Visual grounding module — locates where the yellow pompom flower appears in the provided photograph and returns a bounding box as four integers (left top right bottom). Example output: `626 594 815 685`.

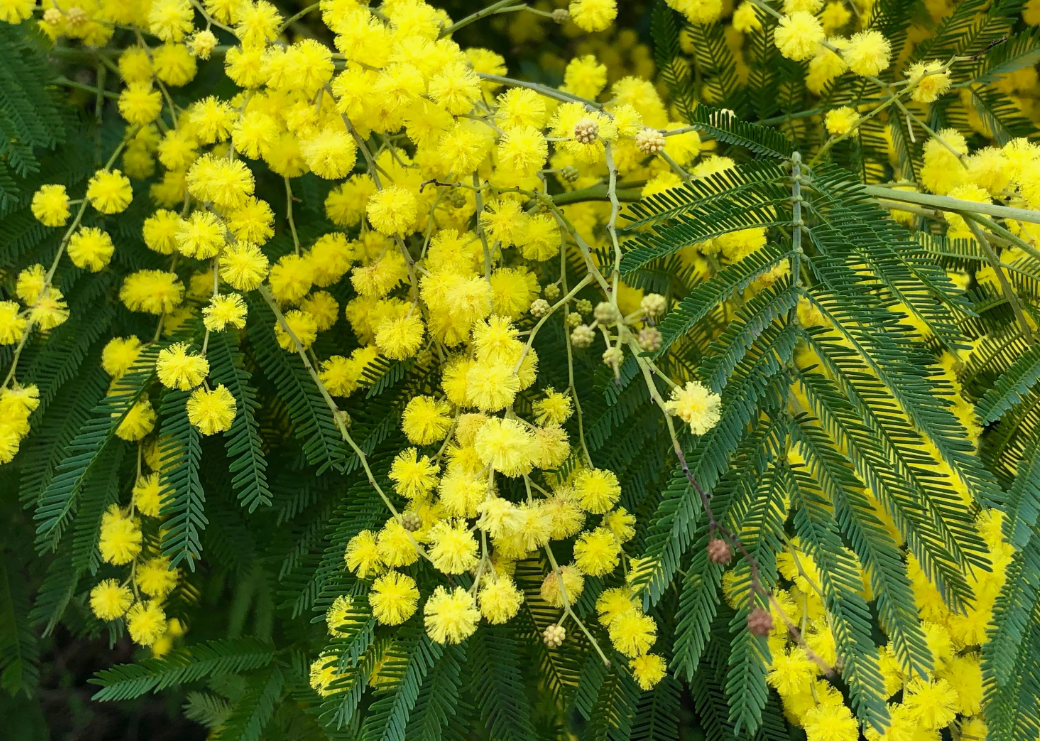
842 30 891 77
99 505 142 565
540 565 584 608
428 62 482 115
30 286 69 330
174 211 224 260
202 293 248 331
90 579 134 621
126 600 167 646
569 0 616 32
299 292 338 332
428 519 479 574
370 570 420 625
119 83 163 125
665 381 722 434
187 384 237 435
375 314 425 359
904 677 959 730
631 654 667 690
608 609 657 657
465 362 520 412
132 473 165 518
220 243 269 291
301 128 358 179
344 530 383 578
596 587 638 625
907 60 951 104
497 126 548 177
573 468 621 514
377 519 419 567
274 310 319 351
533 388 573 426
116 399 157 441
148 0 194 42
773 12 824 62
269 254 314 304
574 527 621 576
136 556 179 598
157 342 209 390
31 184 70 227
474 417 533 477
86 169 133 214
424 586 480 644
186 153 254 209
824 107 858 136
143 210 182 255
68 227 115 272
0 0 33 23
367 186 418 236
389 448 439 499
121 270 185 315
802 702 859 741
478 576 523 624
0 302 25 346
402 396 453 446
102 336 143 379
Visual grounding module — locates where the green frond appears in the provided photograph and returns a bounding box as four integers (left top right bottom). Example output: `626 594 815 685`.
33 344 160 553
158 388 208 571
212 664 284 741
89 638 277 701
466 625 537 741
208 332 272 512
977 343 1040 425
0 549 40 697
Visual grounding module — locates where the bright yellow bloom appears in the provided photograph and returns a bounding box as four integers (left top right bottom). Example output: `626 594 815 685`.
424 586 480 644
370 570 420 625
186 384 237 435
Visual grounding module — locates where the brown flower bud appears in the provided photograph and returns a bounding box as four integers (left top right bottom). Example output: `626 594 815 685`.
707 538 732 565
747 607 774 637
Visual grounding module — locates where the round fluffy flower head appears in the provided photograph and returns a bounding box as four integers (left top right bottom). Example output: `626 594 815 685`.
68 227 115 272
574 527 621 576
31 184 70 227
478 576 523 624
843 30 891 76
573 468 621 514
824 107 857 136
203 293 248 331
325 594 357 635
402 395 452 446
424 586 480 644
122 270 185 315
596 587 638 626
157 342 209 390
608 609 657 657
126 600 167 646
344 530 383 578
428 519 479 574
540 565 584 608
220 242 269 291
367 186 418 236
187 384 237 435
274 309 319 351
149 0 194 42
666 381 722 434
475 417 533 477
0 0 33 23
497 126 548 177
302 129 358 180
136 556 179 598
0 302 27 346
116 399 157 442
428 62 482 115
90 579 134 621
377 519 419 567
369 571 420 625
143 210 182 255
631 654 667 691
16 264 46 305
176 210 225 259
186 154 254 209
389 447 439 499
569 0 616 32
103 336 143 379
802 703 859 741
907 60 952 103
375 314 425 360
86 169 133 214
119 83 163 125
99 505 142 565
904 677 958 730
465 362 520 412
533 388 573 426
133 472 165 517
774 12 824 61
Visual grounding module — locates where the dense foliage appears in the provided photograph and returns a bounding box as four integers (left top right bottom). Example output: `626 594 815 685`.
3 0 1040 739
